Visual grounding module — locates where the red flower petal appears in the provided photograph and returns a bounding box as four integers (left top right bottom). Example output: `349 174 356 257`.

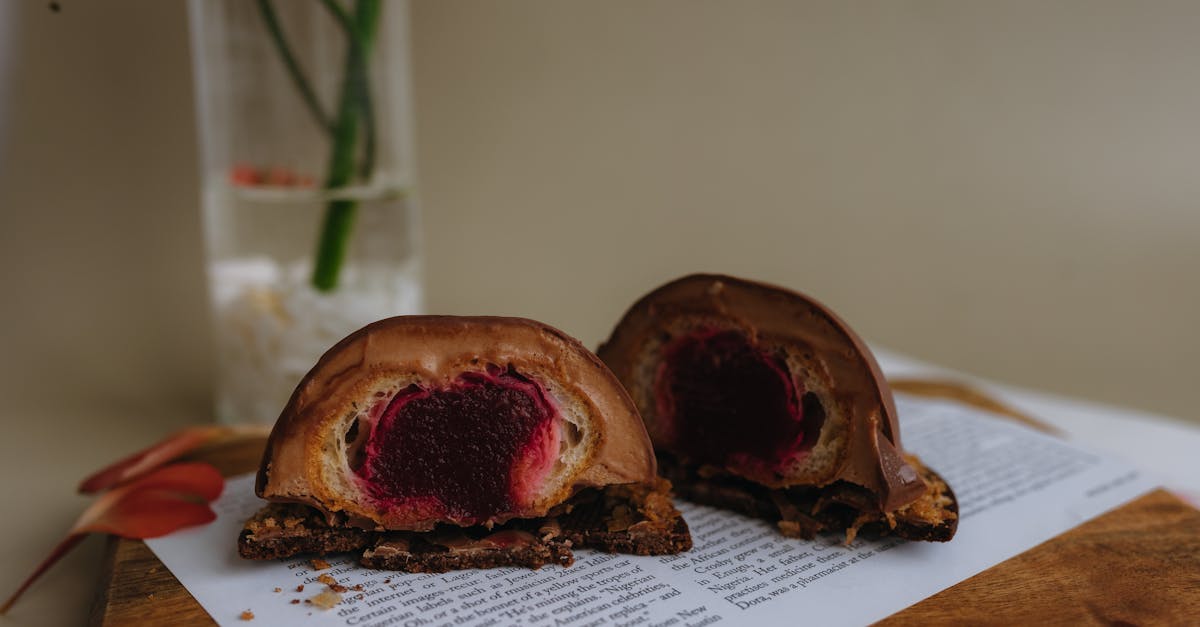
78 462 225 532
83 488 218 538
1 463 224 614
77 425 276 494
230 163 262 187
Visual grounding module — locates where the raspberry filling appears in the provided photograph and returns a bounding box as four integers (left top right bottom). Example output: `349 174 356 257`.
654 329 821 474
354 368 561 525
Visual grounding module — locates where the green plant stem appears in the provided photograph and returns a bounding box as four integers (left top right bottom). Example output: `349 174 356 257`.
255 0 334 135
311 0 382 292
319 0 377 179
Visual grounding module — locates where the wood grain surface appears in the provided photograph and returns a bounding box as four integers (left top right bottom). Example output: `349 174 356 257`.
90 382 1200 626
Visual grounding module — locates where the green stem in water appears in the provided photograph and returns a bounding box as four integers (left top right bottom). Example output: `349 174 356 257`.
310 0 382 292
318 0 377 180
254 0 334 135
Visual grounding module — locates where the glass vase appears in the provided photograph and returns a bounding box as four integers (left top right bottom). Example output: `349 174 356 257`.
189 0 422 424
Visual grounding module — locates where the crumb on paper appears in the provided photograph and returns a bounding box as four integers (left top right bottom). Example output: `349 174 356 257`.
352 584 364 591
309 557 332 570
308 589 342 610
273 587 281 593
317 573 348 592
295 584 304 592
383 578 391 584
290 599 301 604
239 609 255 620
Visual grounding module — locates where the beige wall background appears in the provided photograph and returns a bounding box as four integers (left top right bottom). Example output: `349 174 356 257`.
2 0 1198 432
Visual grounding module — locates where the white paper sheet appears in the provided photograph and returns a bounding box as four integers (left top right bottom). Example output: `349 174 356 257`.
146 395 1156 626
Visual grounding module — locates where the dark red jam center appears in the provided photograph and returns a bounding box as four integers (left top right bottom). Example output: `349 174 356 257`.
355 368 559 523
655 329 818 473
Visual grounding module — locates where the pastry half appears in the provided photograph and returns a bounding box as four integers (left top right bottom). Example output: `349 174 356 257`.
597 275 957 542
240 316 691 570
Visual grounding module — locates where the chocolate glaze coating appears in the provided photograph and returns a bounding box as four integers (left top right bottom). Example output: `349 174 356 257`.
257 316 657 529
597 274 928 513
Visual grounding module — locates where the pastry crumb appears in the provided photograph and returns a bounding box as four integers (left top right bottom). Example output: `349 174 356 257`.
239 609 255 620
272 587 282 593
316 573 348 592
290 599 301 604
309 557 332 570
308 589 342 610
295 584 305 592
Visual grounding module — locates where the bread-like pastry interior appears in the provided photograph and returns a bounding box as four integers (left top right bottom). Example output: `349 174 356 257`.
627 316 847 489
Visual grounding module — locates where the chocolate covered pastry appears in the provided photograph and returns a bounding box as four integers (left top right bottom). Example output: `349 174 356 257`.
240 316 691 571
597 275 957 542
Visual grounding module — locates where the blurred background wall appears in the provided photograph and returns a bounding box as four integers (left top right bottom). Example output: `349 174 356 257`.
1 0 1197 425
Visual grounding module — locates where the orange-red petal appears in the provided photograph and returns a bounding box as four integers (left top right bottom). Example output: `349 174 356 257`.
78 426 226 494
83 487 218 538
1 462 225 615
77 462 224 533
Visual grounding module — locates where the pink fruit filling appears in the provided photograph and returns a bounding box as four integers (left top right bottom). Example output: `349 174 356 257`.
654 329 822 474
354 367 561 524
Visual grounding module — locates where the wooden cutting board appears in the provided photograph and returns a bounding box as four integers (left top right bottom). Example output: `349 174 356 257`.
89 382 1200 625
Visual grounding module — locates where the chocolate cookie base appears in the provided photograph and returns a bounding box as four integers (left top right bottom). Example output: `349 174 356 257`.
238 480 691 572
237 503 375 560
361 529 575 572
556 480 693 555
658 452 958 543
